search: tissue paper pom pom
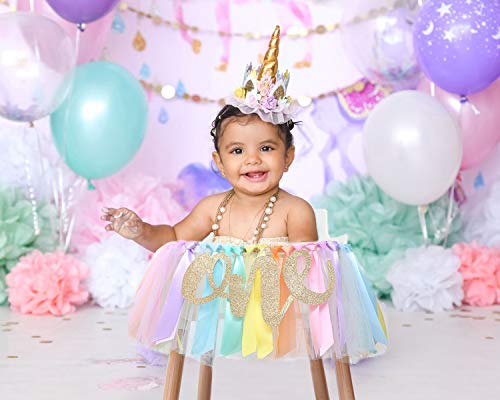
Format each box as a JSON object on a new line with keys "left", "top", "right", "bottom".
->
{"left": 82, "top": 235, "right": 150, "bottom": 309}
{"left": 0, "top": 269, "right": 7, "bottom": 305}
{"left": 0, "top": 187, "right": 57, "bottom": 271}
{"left": 387, "top": 246, "right": 463, "bottom": 312}
{"left": 0, "top": 187, "right": 57, "bottom": 305}
{"left": 6, "top": 250, "right": 89, "bottom": 315}
{"left": 462, "top": 180, "right": 500, "bottom": 247}
{"left": 0, "top": 123, "right": 61, "bottom": 198}
{"left": 312, "top": 175, "right": 462, "bottom": 297}
{"left": 452, "top": 242, "right": 500, "bottom": 306}
{"left": 72, "top": 174, "right": 186, "bottom": 254}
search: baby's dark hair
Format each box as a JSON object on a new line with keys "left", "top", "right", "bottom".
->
{"left": 210, "top": 105, "right": 296, "bottom": 153}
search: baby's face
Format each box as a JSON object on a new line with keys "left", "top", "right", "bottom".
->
{"left": 213, "top": 116, "right": 294, "bottom": 197}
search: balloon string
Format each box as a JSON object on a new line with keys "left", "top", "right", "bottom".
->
{"left": 63, "top": 177, "right": 85, "bottom": 252}
{"left": 430, "top": 81, "right": 436, "bottom": 97}
{"left": 57, "top": 167, "right": 66, "bottom": 248}
{"left": 442, "top": 181, "right": 456, "bottom": 248}
{"left": 75, "top": 25, "right": 82, "bottom": 62}
{"left": 417, "top": 205, "right": 429, "bottom": 246}
{"left": 459, "top": 95, "right": 481, "bottom": 115}
{"left": 23, "top": 124, "right": 40, "bottom": 236}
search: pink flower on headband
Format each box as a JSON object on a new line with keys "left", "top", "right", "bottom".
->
{"left": 245, "top": 94, "right": 259, "bottom": 109}
{"left": 257, "top": 75, "right": 273, "bottom": 97}
{"left": 261, "top": 95, "right": 278, "bottom": 111}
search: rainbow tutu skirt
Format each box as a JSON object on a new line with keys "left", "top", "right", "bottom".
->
{"left": 129, "top": 240, "right": 387, "bottom": 363}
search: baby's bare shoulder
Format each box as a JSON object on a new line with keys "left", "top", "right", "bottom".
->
{"left": 195, "top": 191, "right": 231, "bottom": 212}
{"left": 279, "top": 191, "right": 317, "bottom": 242}
{"left": 279, "top": 190, "right": 314, "bottom": 213}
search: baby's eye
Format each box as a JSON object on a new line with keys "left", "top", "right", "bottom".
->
{"left": 261, "top": 145, "right": 273, "bottom": 152}
{"left": 230, "top": 148, "right": 243, "bottom": 154}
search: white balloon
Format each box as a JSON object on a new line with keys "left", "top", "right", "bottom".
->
{"left": 363, "top": 90, "right": 462, "bottom": 206}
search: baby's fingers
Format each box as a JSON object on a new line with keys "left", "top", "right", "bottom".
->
{"left": 104, "top": 224, "right": 114, "bottom": 231}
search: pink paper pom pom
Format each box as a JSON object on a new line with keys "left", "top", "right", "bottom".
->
{"left": 452, "top": 242, "right": 500, "bottom": 306}
{"left": 6, "top": 250, "right": 90, "bottom": 316}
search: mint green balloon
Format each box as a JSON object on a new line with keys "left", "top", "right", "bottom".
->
{"left": 51, "top": 61, "right": 148, "bottom": 180}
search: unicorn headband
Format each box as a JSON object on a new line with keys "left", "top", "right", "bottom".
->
{"left": 225, "top": 25, "right": 297, "bottom": 125}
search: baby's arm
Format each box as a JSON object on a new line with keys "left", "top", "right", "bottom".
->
{"left": 286, "top": 197, "right": 319, "bottom": 242}
{"left": 101, "top": 194, "right": 221, "bottom": 252}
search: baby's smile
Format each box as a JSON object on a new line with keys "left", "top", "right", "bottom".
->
{"left": 242, "top": 171, "right": 269, "bottom": 182}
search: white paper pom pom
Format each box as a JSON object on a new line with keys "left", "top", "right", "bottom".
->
{"left": 462, "top": 180, "right": 500, "bottom": 247}
{"left": 387, "top": 245, "right": 463, "bottom": 312}
{"left": 82, "top": 236, "right": 150, "bottom": 308}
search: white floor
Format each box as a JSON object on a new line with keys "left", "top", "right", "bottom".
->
{"left": 1, "top": 304, "right": 500, "bottom": 400}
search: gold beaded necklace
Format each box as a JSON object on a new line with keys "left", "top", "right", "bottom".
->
{"left": 211, "top": 189, "right": 279, "bottom": 244}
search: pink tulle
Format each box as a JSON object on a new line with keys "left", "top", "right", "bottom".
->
{"left": 6, "top": 250, "right": 90, "bottom": 316}
{"left": 72, "top": 173, "right": 187, "bottom": 254}
{"left": 452, "top": 242, "right": 500, "bottom": 306}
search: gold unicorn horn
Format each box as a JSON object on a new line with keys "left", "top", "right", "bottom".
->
{"left": 258, "top": 25, "right": 280, "bottom": 82}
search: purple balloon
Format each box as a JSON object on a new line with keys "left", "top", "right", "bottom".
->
{"left": 46, "top": 0, "right": 120, "bottom": 25}
{"left": 414, "top": 0, "right": 500, "bottom": 95}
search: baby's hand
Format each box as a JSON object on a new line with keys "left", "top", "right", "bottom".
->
{"left": 100, "top": 207, "right": 145, "bottom": 240}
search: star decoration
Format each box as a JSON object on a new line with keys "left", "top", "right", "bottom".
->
{"left": 444, "top": 29, "right": 456, "bottom": 42}
{"left": 437, "top": 2, "right": 452, "bottom": 17}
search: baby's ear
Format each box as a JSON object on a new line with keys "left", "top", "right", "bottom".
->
{"left": 212, "top": 151, "right": 225, "bottom": 176}
{"left": 285, "top": 145, "right": 295, "bottom": 170}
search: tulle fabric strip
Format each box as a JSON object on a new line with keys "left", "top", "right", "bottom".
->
{"left": 128, "top": 240, "right": 387, "bottom": 364}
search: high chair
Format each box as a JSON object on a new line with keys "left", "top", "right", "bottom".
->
{"left": 163, "top": 351, "right": 354, "bottom": 400}
{"left": 161, "top": 209, "right": 355, "bottom": 400}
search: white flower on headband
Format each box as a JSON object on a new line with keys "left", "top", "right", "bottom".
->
{"left": 225, "top": 26, "right": 298, "bottom": 125}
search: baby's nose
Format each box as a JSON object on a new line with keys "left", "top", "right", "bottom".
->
{"left": 245, "top": 152, "right": 261, "bottom": 164}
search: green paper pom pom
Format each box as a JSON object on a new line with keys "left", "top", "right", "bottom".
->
{"left": 312, "top": 175, "right": 462, "bottom": 297}
{"left": 0, "top": 187, "right": 57, "bottom": 304}
{"left": 0, "top": 267, "right": 7, "bottom": 305}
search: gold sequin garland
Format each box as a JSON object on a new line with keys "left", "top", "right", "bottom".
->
{"left": 118, "top": 1, "right": 398, "bottom": 41}
{"left": 182, "top": 248, "right": 335, "bottom": 328}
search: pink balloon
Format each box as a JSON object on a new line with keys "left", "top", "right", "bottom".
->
{"left": 418, "top": 78, "right": 500, "bottom": 170}
{"left": 17, "top": 0, "right": 113, "bottom": 64}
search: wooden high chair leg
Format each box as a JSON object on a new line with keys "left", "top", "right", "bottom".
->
{"left": 335, "top": 357, "right": 355, "bottom": 400}
{"left": 163, "top": 351, "right": 185, "bottom": 400}
{"left": 309, "top": 358, "right": 330, "bottom": 400}
{"left": 197, "top": 363, "right": 213, "bottom": 400}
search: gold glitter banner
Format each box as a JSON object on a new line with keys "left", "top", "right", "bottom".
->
{"left": 181, "top": 249, "right": 335, "bottom": 328}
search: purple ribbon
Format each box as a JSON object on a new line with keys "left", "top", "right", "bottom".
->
{"left": 152, "top": 242, "right": 198, "bottom": 344}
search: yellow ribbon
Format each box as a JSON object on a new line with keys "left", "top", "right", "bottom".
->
{"left": 242, "top": 269, "right": 274, "bottom": 358}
